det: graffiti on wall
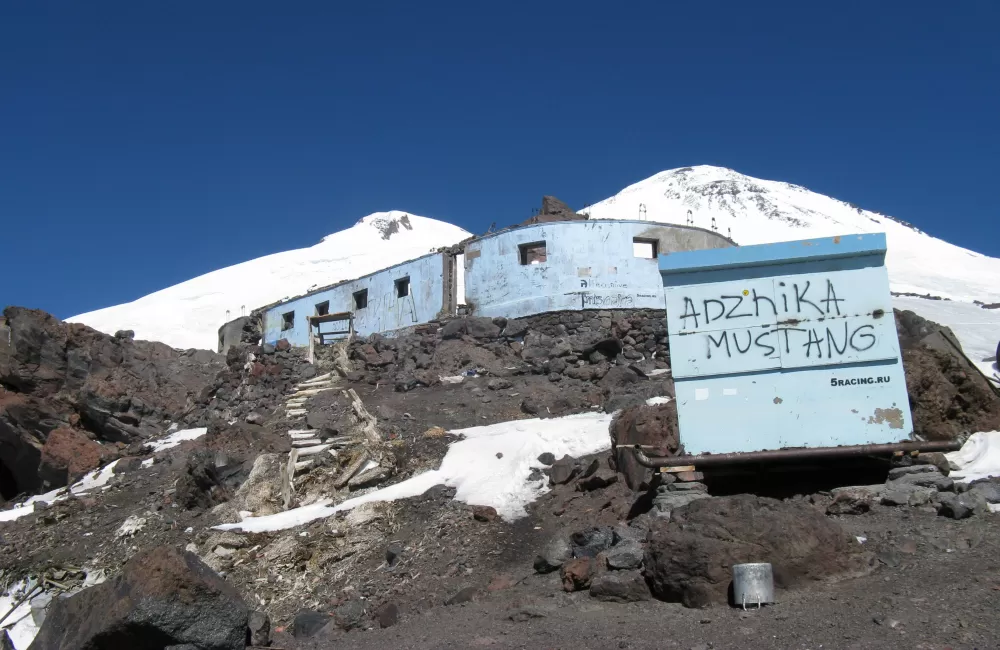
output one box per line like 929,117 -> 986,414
672,275 -> 891,367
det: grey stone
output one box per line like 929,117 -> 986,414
445,586 -> 478,605
487,378 -> 512,390
887,464 -> 939,480
466,317 -> 501,338
537,452 -> 556,465
827,485 -> 884,515
377,602 -> 399,628
577,469 -> 618,492
571,527 -> 615,558
666,481 -> 708,493
938,491 -> 989,519
248,610 -> 270,647
968,479 -> 1000,504
293,609 -> 330,638
652,490 -> 711,517
606,541 -> 644,570
612,524 -> 645,546
549,455 -> 578,485
245,411 -> 265,425
27,547 -> 249,650
548,357 -> 568,374
534,537 -> 572,573
503,319 -> 529,339
521,399 -> 540,415
332,599 -> 366,630
440,319 -> 467,339
589,571 -> 650,603
889,471 -> 954,492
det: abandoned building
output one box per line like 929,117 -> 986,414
218,217 -> 735,352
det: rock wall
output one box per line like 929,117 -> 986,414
0,307 -> 226,497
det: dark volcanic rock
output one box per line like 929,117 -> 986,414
175,450 -> 230,510
0,307 -> 225,496
571,527 -> 614,558
293,609 -> 330,638
589,571 -> 650,603
609,403 -> 680,490
549,455 -> 578,485
248,611 -> 270,647
644,495 -> 870,608
38,427 -> 114,486
534,537 -> 572,573
28,546 -> 248,650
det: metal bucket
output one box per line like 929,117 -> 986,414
732,562 -> 774,609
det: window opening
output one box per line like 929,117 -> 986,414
633,238 -> 658,259
281,311 -> 294,331
518,241 -> 547,265
315,301 -> 330,316
395,277 -> 410,298
353,289 -> 368,310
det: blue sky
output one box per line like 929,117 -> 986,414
2,1 -> 997,318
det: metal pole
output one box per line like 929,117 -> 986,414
631,440 -> 962,469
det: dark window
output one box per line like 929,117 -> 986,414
353,289 -> 368,310
281,311 -> 294,331
315,301 -> 329,316
633,238 -> 658,259
518,241 -> 547,265
395,277 -> 410,298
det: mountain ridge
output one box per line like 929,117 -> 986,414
66,167 -> 1000,361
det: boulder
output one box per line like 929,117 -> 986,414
472,505 -> 498,522
589,571 -> 650,603
536,452 -> 555,466
577,469 -> 618,492
534,537 -> 572,573
888,470 -> 953,492
466,317 -> 501,339
606,540 -> 644,570
968,478 -> 1000,503
440,320 -> 467,340
561,558 -> 594,592
644,495 -> 870,608
571,527 -> 614,558
248,611 -> 270,647
39,428 -> 113,486
609,403 -> 680,491
293,609 -> 330,638
502,319 -> 529,339
827,485 -> 884,515
937,491 -> 989,519
376,603 -> 399,628
28,546 -> 248,650
175,450 -> 229,510
548,455 -> 578,485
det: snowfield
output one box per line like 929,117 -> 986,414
68,212 -> 472,350
68,167 -> 1000,370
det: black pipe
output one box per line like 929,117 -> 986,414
632,440 -> 962,469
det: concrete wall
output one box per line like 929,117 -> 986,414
217,316 -> 250,354
258,220 -> 732,347
262,253 -> 447,346
463,221 -> 732,320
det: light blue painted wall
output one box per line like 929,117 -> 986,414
464,221 -> 732,319
259,220 -> 732,347
661,233 -> 913,455
263,253 -> 446,346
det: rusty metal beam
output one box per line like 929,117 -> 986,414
632,440 -> 962,469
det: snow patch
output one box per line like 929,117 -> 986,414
149,427 -> 207,452
214,412 -> 615,533
946,431 -> 1000,484
0,460 -> 121,523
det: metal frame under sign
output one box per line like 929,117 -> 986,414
659,233 -> 915,458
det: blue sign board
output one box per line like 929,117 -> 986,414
660,234 -> 913,455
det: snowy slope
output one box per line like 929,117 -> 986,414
69,212 -> 472,350
584,166 -> 1000,305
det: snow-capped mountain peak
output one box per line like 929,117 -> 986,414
68,212 -> 472,350
583,165 -> 999,303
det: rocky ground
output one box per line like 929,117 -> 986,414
1,306 -> 1000,649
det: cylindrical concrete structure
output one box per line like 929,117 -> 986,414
732,562 -> 774,609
